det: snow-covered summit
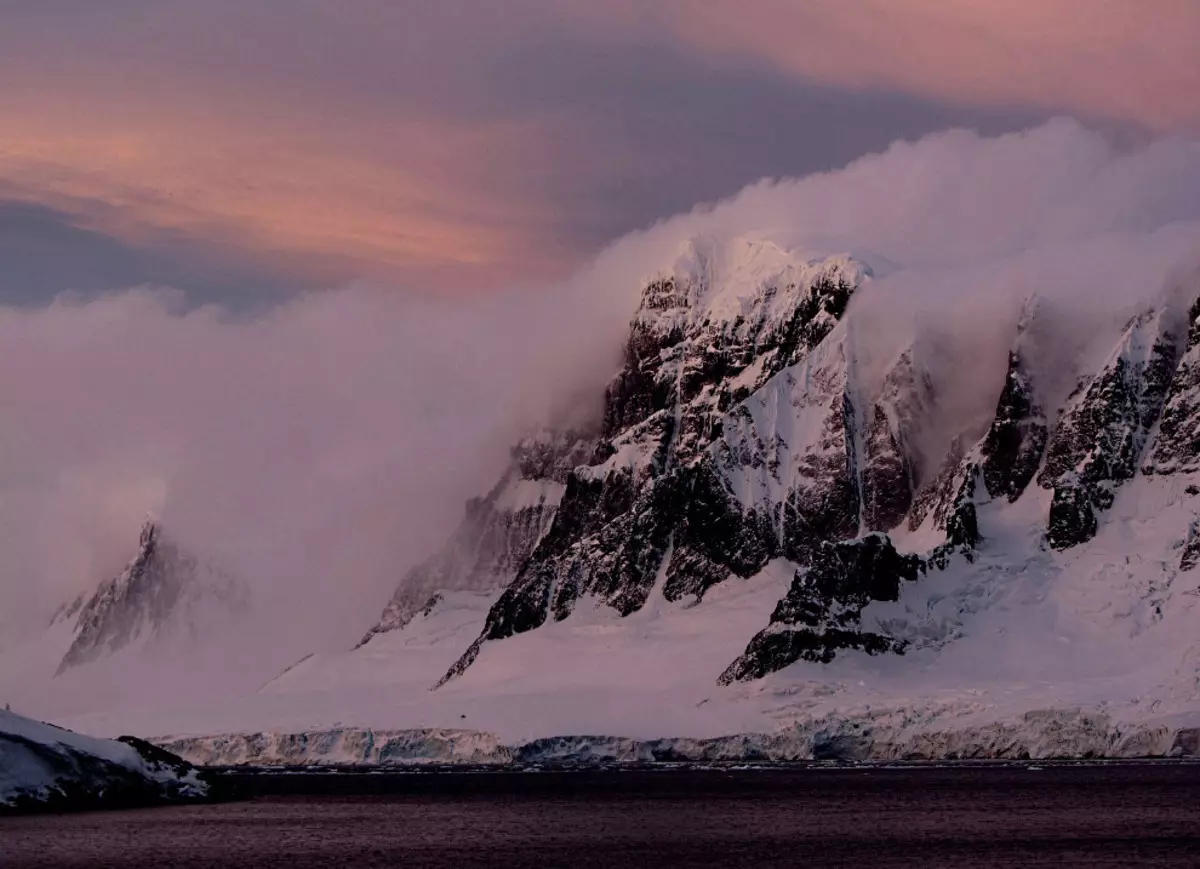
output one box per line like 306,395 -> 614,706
637,237 -> 870,337
56,520 -> 248,674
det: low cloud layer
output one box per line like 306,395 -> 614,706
2,120 -> 1199,710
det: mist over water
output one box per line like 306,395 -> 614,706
2,119 -> 1200,708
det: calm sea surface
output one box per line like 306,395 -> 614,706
5,764 -> 1200,868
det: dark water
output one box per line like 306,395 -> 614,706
6,764 -> 1200,868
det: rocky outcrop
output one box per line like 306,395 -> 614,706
911,308 -> 1046,542
1146,296 -> 1200,474
1037,309 -> 1181,550
980,348 -> 1049,502
358,429 -> 596,647
860,351 -> 935,532
718,533 -> 923,683
1180,521 -> 1200,571
907,438 -> 982,557
56,522 -> 247,674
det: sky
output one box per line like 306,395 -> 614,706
3,0 -> 1197,304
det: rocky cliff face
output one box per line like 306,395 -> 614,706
1146,296 -> 1200,475
55,521 -> 247,674
358,429 -> 597,647
1037,309 -> 1181,549
980,343 -> 1049,503
719,533 -> 924,682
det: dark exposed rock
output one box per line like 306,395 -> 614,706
1045,482 -> 1100,552
723,437 -> 984,683
860,351 -> 935,532
860,406 -> 914,531
662,459 -> 778,601
942,463 -> 982,554
980,350 -> 1049,501
1038,309 -> 1181,550
908,440 -> 982,560
1146,295 -> 1200,474
1180,522 -> 1200,571
719,534 -> 923,683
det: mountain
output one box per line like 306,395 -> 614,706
1145,294 -> 1200,475
15,233 -> 1200,763
53,521 -> 248,675
1035,307 -> 1181,549
435,240 -> 872,684
0,709 -> 207,814
358,429 -> 597,647
335,234 -> 1200,706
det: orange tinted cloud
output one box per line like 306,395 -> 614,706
0,96 -> 573,290
1,1 -> 1196,298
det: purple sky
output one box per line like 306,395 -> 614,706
1,0 -> 1197,304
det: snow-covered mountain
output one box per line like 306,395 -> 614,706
49,520 -> 248,675
358,429 -> 597,647
0,709 -> 207,813
12,231 -> 1200,762
258,232 -> 1200,759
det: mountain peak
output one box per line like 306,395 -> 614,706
55,522 -> 247,674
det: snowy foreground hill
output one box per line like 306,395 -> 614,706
0,709 -> 207,813
13,226 -> 1200,764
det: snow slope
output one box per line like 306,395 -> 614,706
0,709 -> 207,812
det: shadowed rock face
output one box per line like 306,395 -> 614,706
911,312 -> 1047,540
1038,309 -> 1180,550
359,429 -> 597,647
1147,296 -> 1200,475
56,522 -> 246,674
720,457 -> 983,684
860,351 -> 935,533
981,350 -> 1049,502
1180,521 -> 1200,572
719,534 -> 924,683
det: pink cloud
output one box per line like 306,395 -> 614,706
580,0 -> 1200,131
0,1 -> 1195,298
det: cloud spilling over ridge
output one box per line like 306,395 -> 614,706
1,120 -> 1200,700
0,285 -> 619,649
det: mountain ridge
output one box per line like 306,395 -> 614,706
339,238 -> 1200,697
